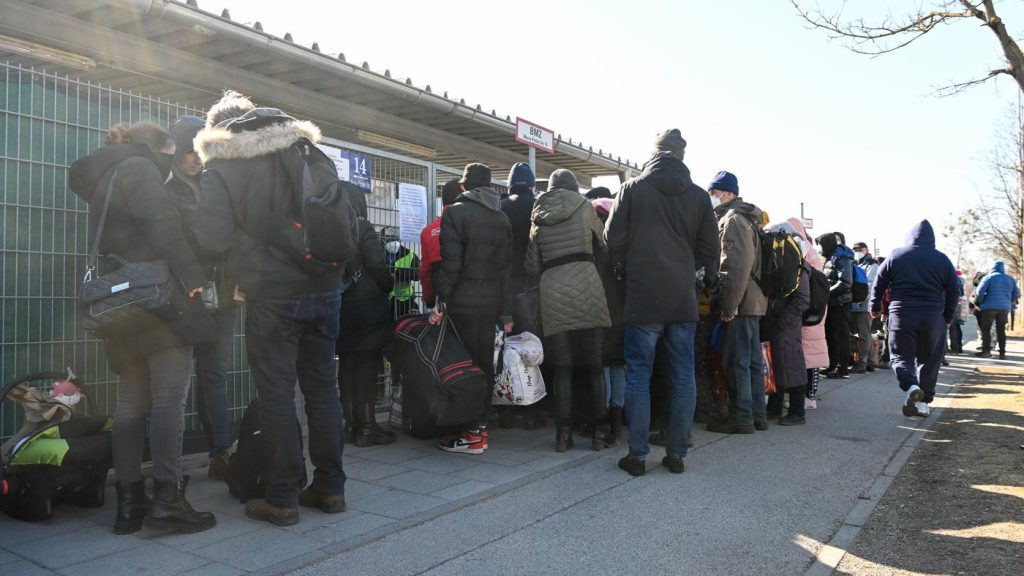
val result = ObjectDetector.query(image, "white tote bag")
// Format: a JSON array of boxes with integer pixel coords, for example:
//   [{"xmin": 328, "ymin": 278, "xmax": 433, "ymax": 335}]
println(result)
[{"xmin": 492, "ymin": 331, "xmax": 547, "ymax": 406}]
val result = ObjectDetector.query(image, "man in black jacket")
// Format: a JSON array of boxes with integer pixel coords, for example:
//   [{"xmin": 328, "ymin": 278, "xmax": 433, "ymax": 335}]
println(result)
[
  {"xmin": 194, "ymin": 92, "xmax": 346, "ymax": 526},
  {"xmin": 817, "ymin": 232, "xmax": 855, "ymax": 379},
  {"xmin": 430, "ymin": 163, "xmax": 514, "ymax": 454},
  {"xmin": 604, "ymin": 129, "xmax": 721, "ymax": 476},
  {"xmin": 165, "ymin": 116, "xmax": 235, "ymax": 480},
  {"xmin": 501, "ymin": 162, "xmax": 537, "ymax": 305}
]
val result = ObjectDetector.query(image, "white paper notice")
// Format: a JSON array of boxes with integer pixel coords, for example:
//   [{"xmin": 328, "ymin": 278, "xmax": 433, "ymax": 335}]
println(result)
[
  {"xmin": 397, "ymin": 183, "xmax": 427, "ymax": 244},
  {"xmin": 316, "ymin": 144, "xmax": 350, "ymax": 182}
]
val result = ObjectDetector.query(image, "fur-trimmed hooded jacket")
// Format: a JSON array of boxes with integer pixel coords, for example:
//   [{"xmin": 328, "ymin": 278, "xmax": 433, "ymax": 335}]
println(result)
[{"xmin": 194, "ymin": 110, "xmax": 342, "ymax": 298}]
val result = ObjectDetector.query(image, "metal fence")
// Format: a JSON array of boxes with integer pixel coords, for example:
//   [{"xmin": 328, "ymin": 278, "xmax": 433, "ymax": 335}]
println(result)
[{"xmin": 0, "ymin": 61, "xmax": 461, "ymax": 445}]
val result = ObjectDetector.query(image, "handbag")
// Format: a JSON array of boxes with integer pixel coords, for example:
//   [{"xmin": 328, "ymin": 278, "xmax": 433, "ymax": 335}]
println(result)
[
  {"xmin": 514, "ymin": 287, "xmax": 542, "ymax": 336},
  {"xmin": 78, "ymin": 167, "xmax": 178, "ymax": 336}
]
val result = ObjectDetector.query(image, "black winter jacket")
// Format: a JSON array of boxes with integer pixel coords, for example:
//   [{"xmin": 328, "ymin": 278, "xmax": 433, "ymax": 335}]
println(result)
[
  {"xmin": 604, "ymin": 152, "xmax": 721, "ymax": 324},
  {"xmin": 194, "ymin": 114, "xmax": 341, "ymax": 298},
  {"xmin": 817, "ymin": 234, "xmax": 854, "ymax": 306},
  {"xmin": 68, "ymin": 144, "xmax": 212, "ymax": 368},
  {"xmin": 435, "ymin": 186, "xmax": 514, "ymax": 323},
  {"xmin": 338, "ymin": 218, "xmax": 395, "ymax": 352},
  {"xmin": 501, "ymin": 189, "xmax": 536, "ymax": 297}
]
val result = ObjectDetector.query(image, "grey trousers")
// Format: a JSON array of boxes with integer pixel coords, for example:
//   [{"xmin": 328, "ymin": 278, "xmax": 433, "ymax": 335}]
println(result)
[
  {"xmin": 852, "ymin": 311, "xmax": 875, "ymax": 369},
  {"xmin": 113, "ymin": 345, "xmax": 193, "ymax": 483}
]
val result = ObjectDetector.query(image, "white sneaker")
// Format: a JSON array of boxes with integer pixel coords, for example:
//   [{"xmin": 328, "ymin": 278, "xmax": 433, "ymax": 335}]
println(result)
[
  {"xmin": 902, "ymin": 385, "xmax": 923, "ymax": 416},
  {"xmin": 805, "ymin": 398, "xmax": 818, "ymax": 410},
  {"xmin": 914, "ymin": 402, "xmax": 931, "ymax": 417}
]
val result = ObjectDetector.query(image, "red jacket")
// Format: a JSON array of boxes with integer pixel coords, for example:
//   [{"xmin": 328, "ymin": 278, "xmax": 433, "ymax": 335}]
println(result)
[{"xmin": 420, "ymin": 212, "xmax": 443, "ymax": 305}]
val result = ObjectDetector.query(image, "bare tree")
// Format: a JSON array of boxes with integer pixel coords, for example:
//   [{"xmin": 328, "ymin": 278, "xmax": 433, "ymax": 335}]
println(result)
[
  {"xmin": 942, "ymin": 209, "xmax": 982, "ymax": 268},
  {"xmin": 955, "ymin": 105, "xmax": 1024, "ymax": 286},
  {"xmin": 793, "ymin": 0, "xmax": 1024, "ymax": 96}
]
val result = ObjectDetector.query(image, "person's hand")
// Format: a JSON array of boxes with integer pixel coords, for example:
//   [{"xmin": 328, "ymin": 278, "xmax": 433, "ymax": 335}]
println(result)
[
  {"xmin": 503, "ymin": 322, "xmax": 514, "ymax": 334},
  {"xmin": 428, "ymin": 309, "xmax": 443, "ymax": 325},
  {"xmin": 871, "ymin": 310, "xmax": 881, "ymax": 319},
  {"xmin": 721, "ymin": 312, "xmax": 736, "ymax": 323},
  {"xmin": 188, "ymin": 287, "xmax": 203, "ymax": 299}
]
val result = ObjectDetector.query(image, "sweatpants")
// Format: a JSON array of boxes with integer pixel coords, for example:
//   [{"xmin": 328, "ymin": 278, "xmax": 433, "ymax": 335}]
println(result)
[
  {"xmin": 851, "ymin": 311, "xmax": 874, "ymax": 370},
  {"xmin": 889, "ymin": 310, "xmax": 946, "ymax": 403}
]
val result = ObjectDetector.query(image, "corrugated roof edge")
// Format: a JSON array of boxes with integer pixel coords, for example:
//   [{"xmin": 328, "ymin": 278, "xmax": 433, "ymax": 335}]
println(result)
[{"xmin": 107, "ymin": 0, "xmax": 639, "ymax": 172}]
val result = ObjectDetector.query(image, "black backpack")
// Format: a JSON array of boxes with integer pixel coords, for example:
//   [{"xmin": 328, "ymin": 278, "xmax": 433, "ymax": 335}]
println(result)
[
  {"xmin": 752, "ymin": 227, "xmax": 803, "ymax": 302},
  {"xmin": 803, "ymin": 264, "xmax": 830, "ymax": 326},
  {"xmin": 226, "ymin": 397, "xmax": 307, "ymax": 503},
  {"xmin": 262, "ymin": 138, "xmax": 360, "ymax": 277}
]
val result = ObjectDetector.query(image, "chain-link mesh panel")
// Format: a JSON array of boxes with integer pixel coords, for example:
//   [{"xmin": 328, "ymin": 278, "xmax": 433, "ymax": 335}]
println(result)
[{"xmin": 0, "ymin": 62, "xmax": 255, "ymax": 444}]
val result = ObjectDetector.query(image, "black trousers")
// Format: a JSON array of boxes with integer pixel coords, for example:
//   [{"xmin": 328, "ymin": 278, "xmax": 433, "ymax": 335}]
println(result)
[
  {"xmin": 450, "ymin": 312, "xmax": 498, "ymax": 426},
  {"xmin": 979, "ymin": 310, "xmax": 1009, "ymax": 354},
  {"xmin": 948, "ymin": 321, "xmax": 963, "ymax": 353},
  {"xmin": 338, "ymin": 349, "xmax": 383, "ymax": 429},
  {"xmin": 825, "ymin": 303, "xmax": 852, "ymax": 372}
]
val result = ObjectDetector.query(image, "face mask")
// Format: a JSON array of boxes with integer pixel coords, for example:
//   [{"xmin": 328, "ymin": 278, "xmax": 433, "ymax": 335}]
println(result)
[
  {"xmin": 155, "ymin": 152, "xmax": 175, "ymax": 181},
  {"xmin": 385, "ymin": 241, "xmax": 401, "ymax": 255},
  {"xmin": 710, "ymin": 195, "xmax": 722, "ymax": 209}
]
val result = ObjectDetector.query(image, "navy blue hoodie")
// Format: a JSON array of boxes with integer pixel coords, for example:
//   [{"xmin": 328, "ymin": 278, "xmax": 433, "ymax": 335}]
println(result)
[{"xmin": 869, "ymin": 220, "xmax": 959, "ymax": 322}]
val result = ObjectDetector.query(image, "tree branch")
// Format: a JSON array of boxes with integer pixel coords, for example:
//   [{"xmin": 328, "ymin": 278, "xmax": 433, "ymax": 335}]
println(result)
[{"xmin": 935, "ymin": 68, "xmax": 1012, "ymax": 96}]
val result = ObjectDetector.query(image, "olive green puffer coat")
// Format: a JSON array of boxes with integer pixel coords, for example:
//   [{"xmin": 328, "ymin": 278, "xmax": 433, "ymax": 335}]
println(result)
[{"xmin": 525, "ymin": 188, "xmax": 611, "ymax": 337}]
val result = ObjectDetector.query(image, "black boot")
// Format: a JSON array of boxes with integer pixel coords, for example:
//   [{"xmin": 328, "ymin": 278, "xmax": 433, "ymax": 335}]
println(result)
[
  {"xmin": 605, "ymin": 405, "xmax": 624, "ymax": 447},
  {"xmin": 355, "ymin": 401, "xmax": 397, "ymax": 447},
  {"xmin": 554, "ymin": 368, "xmax": 574, "ymax": 452},
  {"xmin": 145, "ymin": 477, "xmax": 216, "ymax": 534},
  {"xmin": 588, "ymin": 369, "xmax": 608, "ymax": 451},
  {"xmin": 113, "ymin": 479, "xmax": 149, "ymax": 535},
  {"xmin": 555, "ymin": 424, "xmax": 574, "ymax": 452}
]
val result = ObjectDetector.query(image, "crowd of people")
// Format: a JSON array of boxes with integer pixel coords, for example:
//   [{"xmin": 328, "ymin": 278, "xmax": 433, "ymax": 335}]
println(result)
[{"xmin": 66, "ymin": 91, "xmax": 1017, "ymax": 535}]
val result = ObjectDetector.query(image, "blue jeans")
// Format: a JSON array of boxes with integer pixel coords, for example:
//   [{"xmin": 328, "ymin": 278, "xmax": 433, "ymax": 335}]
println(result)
[
  {"xmin": 722, "ymin": 316, "xmax": 766, "ymax": 426},
  {"xmin": 624, "ymin": 323, "xmax": 696, "ymax": 459},
  {"xmin": 195, "ymin": 307, "xmax": 237, "ymax": 456},
  {"xmin": 604, "ymin": 365, "xmax": 626, "ymax": 408},
  {"xmin": 246, "ymin": 290, "xmax": 345, "ymax": 507}
]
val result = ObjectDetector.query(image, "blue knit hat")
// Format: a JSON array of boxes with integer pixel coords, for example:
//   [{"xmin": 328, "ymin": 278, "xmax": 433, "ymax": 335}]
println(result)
[
  {"xmin": 508, "ymin": 162, "xmax": 536, "ymax": 189},
  {"xmin": 708, "ymin": 171, "xmax": 739, "ymax": 195}
]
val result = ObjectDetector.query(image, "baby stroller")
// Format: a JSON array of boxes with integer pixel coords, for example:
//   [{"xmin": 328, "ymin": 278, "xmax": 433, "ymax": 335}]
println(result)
[{"xmin": 0, "ymin": 369, "xmax": 112, "ymax": 522}]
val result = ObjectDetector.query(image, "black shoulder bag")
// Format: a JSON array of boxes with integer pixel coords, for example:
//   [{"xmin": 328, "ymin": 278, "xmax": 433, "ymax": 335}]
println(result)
[{"xmin": 78, "ymin": 168, "xmax": 178, "ymax": 337}]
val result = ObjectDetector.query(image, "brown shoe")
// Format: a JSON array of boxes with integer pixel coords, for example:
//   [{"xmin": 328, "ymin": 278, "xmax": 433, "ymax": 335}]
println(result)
[
  {"xmin": 298, "ymin": 487, "xmax": 346, "ymax": 514},
  {"xmin": 245, "ymin": 499, "xmax": 299, "ymax": 526},
  {"xmin": 208, "ymin": 452, "xmax": 230, "ymax": 481}
]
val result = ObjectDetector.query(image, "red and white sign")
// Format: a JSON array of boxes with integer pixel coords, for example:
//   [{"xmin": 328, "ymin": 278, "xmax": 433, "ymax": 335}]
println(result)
[{"xmin": 515, "ymin": 117, "xmax": 555, "ymax": 154}]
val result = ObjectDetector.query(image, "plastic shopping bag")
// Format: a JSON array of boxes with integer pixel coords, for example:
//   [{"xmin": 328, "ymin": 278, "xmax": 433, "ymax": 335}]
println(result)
[{"xmin": 492, "ymin": 331, "xmax": 547, "ymax": 406}]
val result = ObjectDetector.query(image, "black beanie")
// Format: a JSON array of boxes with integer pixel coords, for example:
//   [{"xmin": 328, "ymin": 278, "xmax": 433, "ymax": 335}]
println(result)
[
  {"xmin": 170, "ymin": 116, "xmax": 204, "ymax": 156},
  {"xmin": 585, "ymin": 186, "xmax": 612, "ymax": 200},
  {"xmin": 653, "ymin": 128, "xmax": 687, "ymax": 160},
  {"xmin": 441, "ymin": 179, "xmax": 461, "ymax": 206}
]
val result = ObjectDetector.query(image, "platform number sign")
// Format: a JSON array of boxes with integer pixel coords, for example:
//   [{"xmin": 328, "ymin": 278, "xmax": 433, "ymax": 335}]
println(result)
[{"xmin": 349, "ymin": 152, "xmax": 372, "ymax": 192}]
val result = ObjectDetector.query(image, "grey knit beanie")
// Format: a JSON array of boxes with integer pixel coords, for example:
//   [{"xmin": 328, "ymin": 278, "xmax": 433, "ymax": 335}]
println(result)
[{"xmin": 548, "ymin": 169, "xmax": 579, "ymax": 193}]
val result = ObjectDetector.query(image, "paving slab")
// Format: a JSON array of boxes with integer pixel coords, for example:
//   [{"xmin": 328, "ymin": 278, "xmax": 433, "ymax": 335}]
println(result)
[{"xmin": 58, "ymin": 542, "xmax": 207, "ymax": 576}]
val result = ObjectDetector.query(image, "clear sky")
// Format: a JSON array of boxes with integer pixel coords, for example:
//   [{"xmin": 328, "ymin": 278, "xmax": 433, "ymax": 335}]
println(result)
[{"xmin": 214, "ymin": 0, "xmax": 1022, "ymax": 261}]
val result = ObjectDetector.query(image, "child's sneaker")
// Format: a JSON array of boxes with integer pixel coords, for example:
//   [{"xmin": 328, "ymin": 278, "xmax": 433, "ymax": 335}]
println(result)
[
  {"xmin": 480, "ymin": 425, "xmax": 489, "ymax": 451},
  {"xmin": 439, "ymin": 430, "xmax": 484, "ymax": 454},
  {"xmin": 902, "ymin": 385, "xmax": 923, "ymax": 417}
]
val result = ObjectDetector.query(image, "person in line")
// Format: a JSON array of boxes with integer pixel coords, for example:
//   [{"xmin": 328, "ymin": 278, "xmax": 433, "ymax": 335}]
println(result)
[
  {"xmin": 851, "ymin": 241, "xmax": 880, "ymax": 373},
  {"xmin": 165, "ymin": 116, "xmax": 236, "ymax": 481},
  {"xmin": 337, "ymin": 187, "xmax": 396, "ymax": 447},
  {"xmin": 706, "ymin": 171, "xmax": 769, "ymax": 435},
  {"xmin": 420, "ymin": 179, "xmax": 462, "ymax": 306},
  {"xmin": 499, "ymin": 162, "xmax": 543, "ymax": 429},
  {"xmin": 431, "ymin": 163, "xmax": 514, "ymax": 454},
  {"xmin": 974, "ymin": 260, "xmax": 1021, "ymax": 359},
  {"xmin": 764, "ymin": 221, "xmax": 811, "ymax": 425},
  {"xmin": 870, "ymin": 220, "xmax": 959, "ymax": 417},
  {"xmin": 816, "ymin": 232, "xmax": 855, "ymax": 379},
  {"xmin": 605, "ymin": 129, "xmax": 720, "ymax": 476},
  {"xmin": 381, "ymin": 228, "xmax": 419, "ymax": 319},
  {"xmin": 526, "ymin": 169, "xmax": 611, "ymax": 451},
  {"xmin": 69, "ymin": 122, "xmax": 216, "ymax": 534},
  {"xmin": 592, "ymin": 194, "xmax": 626, "ymax": 445},
  {"xmin": 195, "ymin": 93, "xmax": 346, "ymax": 525},
  {"xmin": 787, "ymin": 218, "xmax": 829, "ymax": 410},
  {"xmin": 948, "ymin": 270, "xmax": 966, "ymax": 355}
]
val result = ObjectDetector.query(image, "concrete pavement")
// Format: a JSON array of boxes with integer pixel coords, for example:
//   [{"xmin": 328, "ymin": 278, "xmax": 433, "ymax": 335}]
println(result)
[{"xmin": 2, "ymin": 324, "xmax": 990, "ymax": 575}]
